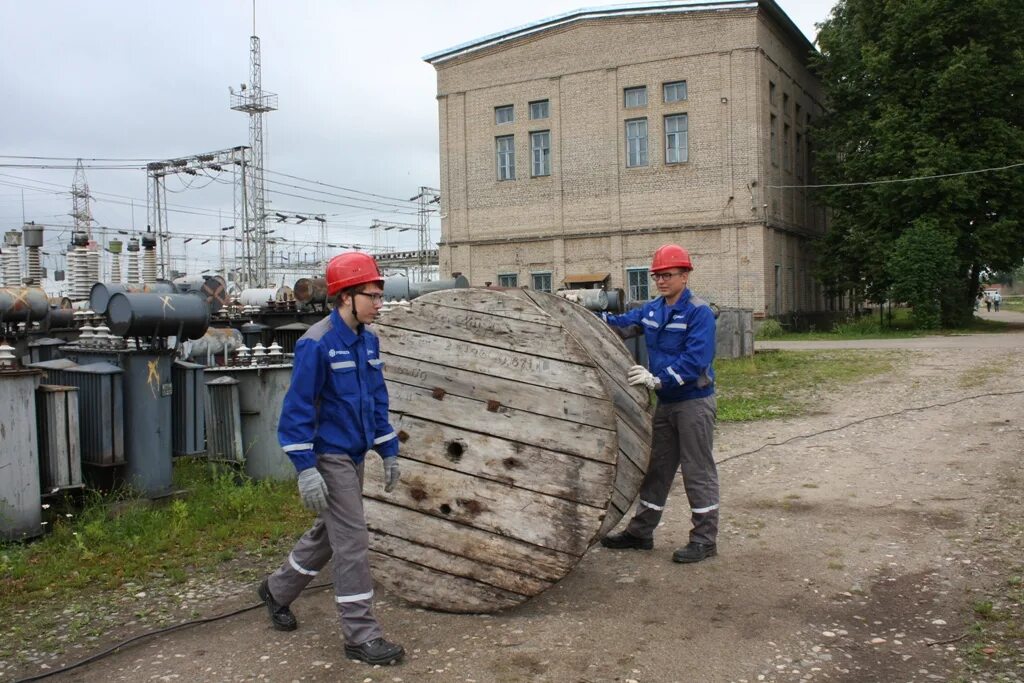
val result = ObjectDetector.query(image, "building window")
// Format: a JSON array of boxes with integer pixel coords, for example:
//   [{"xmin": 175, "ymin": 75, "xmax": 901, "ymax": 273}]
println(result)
[
  {"xmin": 498, "ymin": 273, "xmax": 518, "ymax": 287},
  {"xmin": 496, "ymin": 135, "xmax": 515, "ymax": 180},
  {"xmin": 795, "ymin": 102, "xmax": 802, "ymax": 123},
  {"xmin": 495, "ymin": 105, "xmax": 514, "ymax": 124},
  {"xmin": 783, "ymin": 92, "xmax": 789, "ymax": 115},
  {"xmin": 627, "ymin": 268, "xmax": 650, "ymax": 302},
  {"xmin": 795, "ymin": 132, "xmax": 803, "ymax": 179},
  {"xmin": 625, "ymin": 118, "xmax": 648, "ymax": 167},
  {"xmin": 770, "ymin": 114, "xmax": 778, "ymax": 166},
  {"xmin": 665, "ymin": 114, "xmax": 688, "ymax": 164},
  {"xmin": 769, "ymin": 81, "xmax": 776, "ymax": 106},
  {"xmin": 529, "ymin": 100, "xmax": 549, "ymax": 120},
  {"xmin": 624, "ymin": 86, "xmax": 647, "ymax": 108},
  {"xmin": 530, "ymin": 130, "xmax": 551, "ymax": 177},
  {"xmin": 663, "ymin": 80, "xmax": 687, "ymax": 103},
  {"xmin": 531, "ymin": 272, "xmax": 552, "ymax": 292},
  {"xmin": 783, "ymin": 123, "xmax": 791, "ymax": 171}
]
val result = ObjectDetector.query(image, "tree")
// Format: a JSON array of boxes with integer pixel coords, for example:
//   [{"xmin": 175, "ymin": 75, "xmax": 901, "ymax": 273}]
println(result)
[
  {"xmin": 888, "ymin": 219, "xmax": 958, "ymax": 328},
  {"xmin": 810, "ymin": 0, "xmax": 1024, "ymax": 326}
]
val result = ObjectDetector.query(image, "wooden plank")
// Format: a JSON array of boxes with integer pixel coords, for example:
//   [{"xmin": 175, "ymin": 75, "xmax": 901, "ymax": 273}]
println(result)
[
  {"xmin": 614, "ymin": 415, "xmax": 651, "ymax": 474},
  {"xmin": 387, "ymin": 383, "xmax": 617, "ymax": 463},
  {"xmin": 381, "ymin": 352, "xmax": 614, "ymax": 428},
  {"xmin": 388, "ymin": 413, "xmax": 616, "ymax": 506},
  {"xmin": 369, "ymin": 530, "xmax": 552, "ymax": 596},
  {"xmin": 378, "ymin": 300, "xmax": 593, "ymax": 366},
  {"xmin": 364, "ymin": 498, "xmax": 576, "ymax": 582},
  {"xmin": 419, "ymin": 288, "xmax": 561, "ymax": 326},
  {"xmin": 377, "ymin": 325, "xmax": 605, "ymax": 397},
  {"xmin": 513, "ymin": 288, "xmax": 650, "ymax": 415},
  {"xmin": 363, "ymin": 458, "xmax": 603, "ymax": 556},
  {"xmin": 369, "ymin": 551, "xmax": 526, "ymax": 613}
]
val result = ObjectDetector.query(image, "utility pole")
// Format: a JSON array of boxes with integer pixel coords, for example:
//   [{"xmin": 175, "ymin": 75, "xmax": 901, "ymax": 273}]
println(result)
[
  {"xmin": 409, "ymin": 187, "xmax": 440, "ymax": 282},
  {"xmin": 230, "ymin": 4, "xmax": 277, "ymax": 287}
]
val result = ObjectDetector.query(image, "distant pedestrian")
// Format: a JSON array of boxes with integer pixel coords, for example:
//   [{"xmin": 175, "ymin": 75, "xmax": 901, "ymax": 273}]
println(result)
[
  {"xmin": 599, "ymin": 244, "xmax": 719, "ymax": 565},
  {"xmin": 985, "ymin": 293, "xmax": 992, "ymax": 312},
  {"xmin": 993, "ymin": 291, "xmax": 1001, "ymax": 312}
]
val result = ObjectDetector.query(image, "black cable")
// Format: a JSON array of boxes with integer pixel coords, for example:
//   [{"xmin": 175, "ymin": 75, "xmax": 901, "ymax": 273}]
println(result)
[
  {"xmin": 11, "ymin": 581, "xmax": 333, "ymax": 683},
  {"xmin": 717, "ymin": 388, "xmax": 1024, "ymax": 465}
]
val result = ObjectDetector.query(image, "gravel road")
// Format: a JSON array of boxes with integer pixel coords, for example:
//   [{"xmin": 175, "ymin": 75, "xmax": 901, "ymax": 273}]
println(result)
[{"xmin": 6, "ymin": 311, "xmax": 1023, "ymax": 683}]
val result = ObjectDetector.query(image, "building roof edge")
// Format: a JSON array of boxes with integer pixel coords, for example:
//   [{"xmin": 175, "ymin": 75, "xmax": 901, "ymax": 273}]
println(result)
[{"xmin": 423, "ymin": 0, "xmax": 763, "ymax": 65}]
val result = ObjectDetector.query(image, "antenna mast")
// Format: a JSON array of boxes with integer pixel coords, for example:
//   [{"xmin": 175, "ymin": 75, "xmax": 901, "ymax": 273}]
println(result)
[{"xmin": 230, "ymin": 3, "xmax": 277, "ymax": 287}]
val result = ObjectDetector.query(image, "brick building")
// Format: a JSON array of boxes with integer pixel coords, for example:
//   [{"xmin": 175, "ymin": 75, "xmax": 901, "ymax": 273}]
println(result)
[{"xmin": 425, "ymin": 0, "xmax": 826, "ymax": 315}]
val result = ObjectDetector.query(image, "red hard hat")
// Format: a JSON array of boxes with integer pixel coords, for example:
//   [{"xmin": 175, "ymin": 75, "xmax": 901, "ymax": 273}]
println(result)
[
  {"xmin": 326, "ymin": 252, "xmax": 384, "ymax": 296},
  {"xmin": 650, "ymin": 244, "xmax": 693, "ymax": 272}
]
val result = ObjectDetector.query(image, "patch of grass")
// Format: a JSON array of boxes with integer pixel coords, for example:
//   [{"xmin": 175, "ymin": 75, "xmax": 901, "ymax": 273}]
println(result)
[
  {"xmin": 768, "ymin": 307, "xmax": 1011, "ymax": 341},
  {"xmin": 0, "ymin": 459, "xmax": 309, "ymax": 612},
  {"xmin": 715, "ymin": 349, "xmax": 898, "ymax": 422},
  {"xmin": 997, "ymin": 295, "xmax": 1023, "ymax": 313}
]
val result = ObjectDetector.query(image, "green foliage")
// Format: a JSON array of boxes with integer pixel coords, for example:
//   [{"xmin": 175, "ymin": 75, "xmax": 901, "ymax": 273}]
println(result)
[
  {"xmin": 811, "ymin": 0, "xmax": 1024, "ymax": 326},
  {"xmin": 888, "ymin": 219, "xmax": 959, "ymax": 328},
  {"xmin": 0, "ymin": 459, "xmax": 308, "ymax": 610},
  {"xmin": 755, "ymin": 318, "xmax": 785, "ymax": 339}
]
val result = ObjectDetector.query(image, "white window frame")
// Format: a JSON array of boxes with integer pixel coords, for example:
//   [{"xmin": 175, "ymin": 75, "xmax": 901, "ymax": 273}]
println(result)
[
  {"xmin": 529, "ymin": 100, "xmax": 549, "ymax": 120},
  {"xmin": 665, "ymin": 114, "xmax": 688, "ymax": 164},
  {"xmin": 495, "ymin": 105, "xmax": 514, "ymax": 125},
  {"xmin": 496, "ymin": 135, "xmax": 515, "ymax": 181},
  {"xmin": 625, "ymin": 118, "xmax": 648, "ymax": 168},
  {"xmin": 497, "ymin": 273, "xmax": 518, "ymax": 287},
  {"xmin": 530, "ymin": 130, "xmax": 551, "ymax": 177},
  {"xmin": 624, "ymin": 86, "xmax": 647, "ymax": 108},
  {"xmin": 663, "ymin": 80, "xmax": 687, "ymax": 103},
  {"xmin": 626, "ymin": 267, "xmax": 650, "ymax": 302},
  {"xmin": 531, "ymin": 272, "xmax": 552, "ymax": 293}
]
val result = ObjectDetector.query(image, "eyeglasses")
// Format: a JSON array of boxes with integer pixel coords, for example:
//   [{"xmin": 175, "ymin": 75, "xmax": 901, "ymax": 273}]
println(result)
[
  {"xmin": 650, "ymin": 271, "xmax": 686, "ymax": 281},
  {"xmin": 355, "ymin": 292, "xmax": 385, "ymax": 304}
]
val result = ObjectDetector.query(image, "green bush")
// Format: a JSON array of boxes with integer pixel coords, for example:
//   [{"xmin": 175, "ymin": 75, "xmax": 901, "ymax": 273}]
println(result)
[{"xmin": 756, "ymin": 319, "xmax": 785, "ymax": 339}]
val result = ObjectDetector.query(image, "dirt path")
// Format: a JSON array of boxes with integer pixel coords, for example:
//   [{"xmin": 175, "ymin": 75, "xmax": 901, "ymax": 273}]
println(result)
[{"xmin": 6, "ymin": 323, "xmax": 1024, "ymax": 683}]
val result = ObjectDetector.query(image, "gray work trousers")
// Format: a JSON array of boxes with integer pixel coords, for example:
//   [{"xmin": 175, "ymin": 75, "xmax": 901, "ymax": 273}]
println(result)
[
  {"xmin": 268, "ymin": 453, "xmax": 382, "ymax": 645},
  {"xmin": 626, "ymin": 395, "xmax": 719, "ymax": 545}
]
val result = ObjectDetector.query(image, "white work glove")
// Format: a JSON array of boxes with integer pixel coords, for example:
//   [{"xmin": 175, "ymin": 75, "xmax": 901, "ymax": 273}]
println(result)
[
  {"xmin": 627, "ymin": 364, "xmax": 661, "ymax": 390},
  {"xmin": 297, "ymin": 467, "xmax": 329, "ymax": 513},
  {"xmin": 382, "ymin": 456, "xmax": 401, "ymax": 493}
]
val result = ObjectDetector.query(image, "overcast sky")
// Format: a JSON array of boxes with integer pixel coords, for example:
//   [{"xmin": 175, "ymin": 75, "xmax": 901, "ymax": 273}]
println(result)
[{"xmin": 0, "ymin": 0, "xmax": 837, "ymax": 278}]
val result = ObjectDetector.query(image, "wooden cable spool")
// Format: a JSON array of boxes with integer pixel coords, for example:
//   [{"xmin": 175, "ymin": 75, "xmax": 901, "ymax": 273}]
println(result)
[{"xmin": 364, "ymin": 288, "xmax": 653, "ymax": 612}]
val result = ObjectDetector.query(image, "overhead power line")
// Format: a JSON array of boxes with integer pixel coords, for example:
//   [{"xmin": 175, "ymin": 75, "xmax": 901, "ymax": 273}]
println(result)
[{"xmin": 769, "ymin": 160, "xmax": 1024, "ymax": 189}]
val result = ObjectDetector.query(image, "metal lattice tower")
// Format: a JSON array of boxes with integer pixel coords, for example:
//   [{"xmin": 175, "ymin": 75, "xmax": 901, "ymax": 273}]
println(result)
[
  {"xmin": 410, "ymin": 187, "xmax": 440, "ymax": 282},
  {"xmin": 230, "ymin": 22, "xmax": 277, "ymax": 287},
  {"xmin": 71, "ymin": 159, "xmax": 94, "ymax": 238},
  {"xmin": 147, "ymin": 147, "xmax": 247, "ymax": 280}
]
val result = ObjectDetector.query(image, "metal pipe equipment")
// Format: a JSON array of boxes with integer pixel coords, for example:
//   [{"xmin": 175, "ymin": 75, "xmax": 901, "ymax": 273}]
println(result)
[
  {"xmin": 106, "ymin": 292, "xmax": 210, "ymax": 339},
  {"xmin": 90, "ymin": 280, "xmax": 176, "ymax": 315},
  {"xmin": 0, "ymin": 287, "xmax": 51, "ymax": 321},
  {"xmin": 293, "ymin": 277, "xmax": 328, "ymax": 305},
  {"xmin": 382, "ymin": 274, "xmax": 470, "ymax": 302}
]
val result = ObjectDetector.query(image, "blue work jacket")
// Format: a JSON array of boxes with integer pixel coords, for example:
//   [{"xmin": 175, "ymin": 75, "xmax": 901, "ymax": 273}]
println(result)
[
  {"xmin": 277, "ymin": 308, "xmax": 398, "ymax": 471},
  {"xmin": 606, "ymin": 289, "xmax": 716, "ymax": 403}
]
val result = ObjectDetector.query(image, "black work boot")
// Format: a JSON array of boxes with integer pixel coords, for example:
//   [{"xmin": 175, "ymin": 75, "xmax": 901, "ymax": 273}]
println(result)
[
  {"xmin": 344, "ymin": 637, "xmax": 405, "ymax": 665},
  {"xmin": 258, "ymin": 578, "xmax": 297, "ymax": 631},
  {"xmin": 672, "ymin": 541, "xmax": 717, "ymax": 564},
  {"xmin": 600, "ymin": 531, "xmax": 653, "ymax": 550}
]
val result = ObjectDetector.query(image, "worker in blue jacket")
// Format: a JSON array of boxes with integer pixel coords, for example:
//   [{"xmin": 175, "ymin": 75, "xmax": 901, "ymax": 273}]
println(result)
[
  {"xmin": 258, "ymin": 251, "xmax": 404, "ymax": 666},
  {"xmin": 601, "ymin": 244, "xmax": 719, "ymax": 564}
]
